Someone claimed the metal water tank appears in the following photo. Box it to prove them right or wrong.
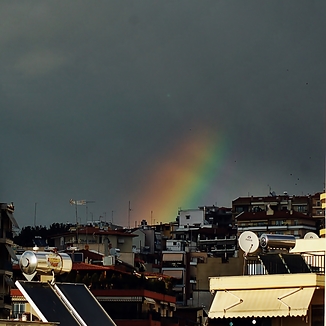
[259,234,296,250]
[19,251,72,275]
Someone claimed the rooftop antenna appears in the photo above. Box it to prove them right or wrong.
[34,202,37,227]
[128,201,131,229]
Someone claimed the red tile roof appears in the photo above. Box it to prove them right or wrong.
[72,262,114,271]
[50,226,138,238]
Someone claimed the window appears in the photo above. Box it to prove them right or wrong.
[12,303,25,318]
[186,215,190,220]
[295,205,307,213]
[235,206,244,213]
[311,305,324,326]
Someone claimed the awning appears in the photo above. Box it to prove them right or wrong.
[162,253,184,262]
[97,296,142,302]
[144,297,156,304]
[208,287,315,319]
[162,270,183,279]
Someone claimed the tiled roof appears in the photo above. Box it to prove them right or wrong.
[72,262,115,271]
[50,226,137,238]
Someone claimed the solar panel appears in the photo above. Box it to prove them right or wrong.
[281,253,311,273]
[259,254,289,274]
[16,281,116,326]
[16,281,80,325]
[55,283,116,326]
[259,253,312,275]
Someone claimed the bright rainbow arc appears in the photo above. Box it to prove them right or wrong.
[133,128,230,224]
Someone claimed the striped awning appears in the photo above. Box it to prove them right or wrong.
[97,296,142,302]
[162,270,183,279]
[209,287,315,319]
[144,297,156,304]
[162,253,184,262]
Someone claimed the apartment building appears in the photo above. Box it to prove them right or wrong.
[207,235,325,325]
[237,209,317,238]
[233,192,323,237]
[51,226,136,266]
[0,203,18,319]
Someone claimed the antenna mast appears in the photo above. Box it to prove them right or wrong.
[128,201,131,229]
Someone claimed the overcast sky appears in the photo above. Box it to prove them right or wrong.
[1,1,325,228]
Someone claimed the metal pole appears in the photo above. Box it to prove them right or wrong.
[34,203,37,227]
[128,201,131,229]
[75,202,78,245]
[86,204,88,245]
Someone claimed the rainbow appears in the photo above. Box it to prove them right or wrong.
[133,128,231,224]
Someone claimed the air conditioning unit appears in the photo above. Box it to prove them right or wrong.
[103,255,114,266]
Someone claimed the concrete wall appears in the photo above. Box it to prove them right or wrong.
[179,209,204,227]
[196,256,243,291]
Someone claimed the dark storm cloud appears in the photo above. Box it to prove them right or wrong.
[1,1,325,227]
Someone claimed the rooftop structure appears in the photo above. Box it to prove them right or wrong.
[208,232,326,325]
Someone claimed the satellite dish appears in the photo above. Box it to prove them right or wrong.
[238,231,259,254]
[304,232,319,239]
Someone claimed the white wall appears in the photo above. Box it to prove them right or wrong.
[179,209,204,227]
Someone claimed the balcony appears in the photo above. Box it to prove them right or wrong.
[244,253,324,276]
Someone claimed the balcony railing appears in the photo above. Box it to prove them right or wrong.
[245,254,325,275]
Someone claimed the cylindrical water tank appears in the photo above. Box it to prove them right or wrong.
[259,234,296,250]
[19,251,72,275]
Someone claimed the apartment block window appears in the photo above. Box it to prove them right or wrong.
[235,207,244,213]
[12,303,25,318]
[295,205,307,213]
[186,215,190,220]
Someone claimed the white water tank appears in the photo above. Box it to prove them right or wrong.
[19,251,72,275]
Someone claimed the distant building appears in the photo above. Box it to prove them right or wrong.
[208,235,326,325]
[0,203,18,319]
[50,226,137,266]
[236,209,317,238]
[232,192,323,236]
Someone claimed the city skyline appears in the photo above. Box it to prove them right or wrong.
[1,1,325,227]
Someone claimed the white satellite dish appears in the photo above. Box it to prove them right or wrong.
[304,232,319,239]
[238,231,259,254]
